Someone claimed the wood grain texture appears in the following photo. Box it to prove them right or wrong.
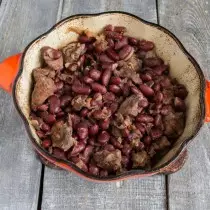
[159,0,210,209]
[0,0,59,209]
[42,1,166,210]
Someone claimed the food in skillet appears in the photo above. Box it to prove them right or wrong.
[30,25,188,176]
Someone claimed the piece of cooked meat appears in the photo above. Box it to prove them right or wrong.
[33,67,55,82]
[132,150,149,168]
[71,95,88,111]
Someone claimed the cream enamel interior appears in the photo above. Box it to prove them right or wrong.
[15,13,203,170]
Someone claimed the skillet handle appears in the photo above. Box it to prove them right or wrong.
[205,80,210,122]
[0,53,22,93]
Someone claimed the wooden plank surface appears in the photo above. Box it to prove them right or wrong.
[0,0,60,209]
[158,0,210,209]
[42,1,167,210]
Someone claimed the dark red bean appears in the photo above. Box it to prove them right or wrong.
[110,77,121,85]
[141,73,152,82]
[98,131,110,144]
[70,114,80,129]
[88,137,95,146]
[153,65,168,75]
[121,156,129,167]
[150,128,163,139]
[174,86,188,99]
[72,81,91,95]
[136,114,154,123]
[174,97,186,112]
[114,26,126,33]
[48,95,60,114]
[42,139,52,149]
[106,48,120,61]
[106,38,115,47]
[121,128,130,137]
[100,170,108,177]
[78,35,93,43]
[109,84,121,94]
[89,69,101,81]
[122,83,131,96]
[101,63,118,71]
[91,83,107,94]
[71,142,86,156]
[39,111,56,125]
[119,45,134,60]
[155,114,162,126]
[110,137,123,149]
[80,108,89,117]
[104,24,114,31]
[63,84,71,94]
[131,86,141,95]
[153,83,160,92]
[104,144,115,151]
[55,81,64,91]
[135,122,146,134]
[89,124,99,136]
[82,145,94,163]
[89,165,99,176]
[99,53,114,63]
[101,69,112,86]
[83,76,94,84]
[36,130,45,139]
[139,84,154,97]
[144,58,163,67]
[105,31,123,40]
[56,111,65,118]
[139,40,154,51]
[122,144,132,156]
[103,92,115,101]
[77,123,88,140]
[53,147,66,159]
[60,95,72,107]
[99,118,110,130]
[128,37,138,45]
[115,37,128,50]
[160,77,171,88]
[143,136,152,145]
[154,92,163,103]
[37,104,48,111]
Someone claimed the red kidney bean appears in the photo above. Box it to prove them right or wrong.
[139,84,154,97]
[144,58,163,67]
[89,165,99,176]
[99,118,110,130]
[131,86,141,95]
[82,145,94,163]
[110,76,121,85]
[153,65,168,76]
[60,95,72,107]
[83,76,94,84]
[100,170,108,177]
[89,69,101,81]
[114,26,126,33]
[136,114,154,123]
[42,138,52,149]
[98,131,110,144]
[141,73,152,82]
[115,37,128,50]
[77,123,88,140]
[110,137,123,149]
[36,130,46,139]
[99,53,114,63]
[122,144,132,156]
[48,95,60,114]
[153,83,160,92]
[80,108,89,117]
[121,156,129,167]
[122,83,131,96]
[55,81,64,91]
[154,92,163,103]
[71,142,86,156]
[104,24,114,31]
[53,147,66,159]
[106,38,115,47]
[56,111,65,118]
[135,122,146,134]
[78,35,93,43]
[72,80,91,95]
[103,92,115,101]
[160,77,171,88]
[139,40,154,51]
[174,97,186,112]
[143,136,152,145]
[128,37,138,45]
[88,137,95,146]
[119,45,134,60]
[104,31,123,40]
[101,69,112,86]
[37,104,48,111]
[150,128,163,139]
[91,83,107,94]
[63,84,71,94]
[136,141,145,151]
[101,63,118,71]
[104,144,115,151]
[106,48,120,61]
[174,86,188,99]
[70,114,80,129]
[89,124,99,136]
[39,111,56,125]
[109,84,121,94]
[121,128,130,138]
[155,114,162,126]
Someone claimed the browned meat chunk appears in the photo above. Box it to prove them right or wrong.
[162,89,174,105]
[42,47,63,71]
[163,112,185,139]
[31,76,56,110]
[71,95,88,111]
[117,94,141,117]
[132,150,149,168]
[113,113,132,129]
[51,118,75,151]
[33,67,55,82]
[91,107,111,120]
[94,149,122,171]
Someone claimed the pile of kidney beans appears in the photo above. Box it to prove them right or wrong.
[30,24,188,177]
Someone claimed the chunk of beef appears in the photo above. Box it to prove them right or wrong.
[162,89,174,105]
[71,95,88,111]
[113,113,132,129]
[132,150,149,168]
[117,94,141,117]
[33,67,55,82]
[31,76,56,110]
[163,112,185,139]
[94,34,108,52]
[91,107,112,120]
[51,118,75,151]
[94,149,122,171]
[58,73,75,85]
[42,47,63,71]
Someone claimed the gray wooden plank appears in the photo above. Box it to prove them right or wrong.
[0,0,60,209]
[42,1,166,210]
[159,0,210,209]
